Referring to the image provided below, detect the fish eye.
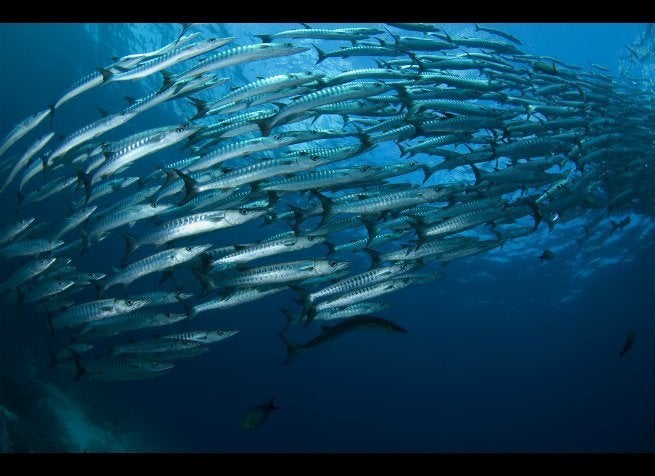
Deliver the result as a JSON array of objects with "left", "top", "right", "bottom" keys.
[
  {"left": 308, "top": 236, "right": 315, "bottom": 241},
  {"left": 361, "top": 165, "right": 371, "bottom": 172},
  {"left": 126, "top": 299, "right": 133, "bottom": 306},
  {"left": 305, "top": 71, "right": 313, "bottom": 76},
  {"left": 165, "top": 313, "right": 172, "bottom": 318},
  {"left": 186, "top": 246, "right": 192, "bottom": 251},
  {"left": 150, "top": 202, "right": 157, "bottom": 208},
  {"left": 329, "top": 260, "right": 337, "bottom": 267},
  {"left": 239, "top": 209, "right": 249, "bottom": 215},
  {"left": 120, "top": 111, "right": 127, "bottom": 116},
  {"left": 209, "top": 38, "right": 216, "bottom": 43}
]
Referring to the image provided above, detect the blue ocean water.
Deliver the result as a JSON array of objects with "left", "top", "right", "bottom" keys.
[{"left": 0, "top": 23, "right": 653, "bottom": 453}]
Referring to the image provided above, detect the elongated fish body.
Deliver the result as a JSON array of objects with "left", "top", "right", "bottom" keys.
[
  {"left": 262, "top": 82, "right": 392, "bottom": 135},
  {"left": 0, "top": 108, "right": 52, "bottom": 159},
  {"left": 100, "top": 244, "right": 211, "bottom": 294},
  {"left": 76, "top": 176, "right": 139, "bottom": 207},
  {"left": 130, "top": 291, "right": 193, "bottom": 308},
  {"left": 52, "top": 297, "right": 151, "bottom": 330},
  {"left": 77, "top": 311, "right": 185, "bottom": 340},
  {"left": 178, "top": 43, "right": 309, "bottom": 81},
  {"left": 159, "top": 329, "right": 239, "bottom": 345},
  {"left": 1, "top": 132, "right": 55, "bottom": 193},
  {"left": 190, "top": 286, "right": 288, "bottom": 319},
  {"left": 112, "top": 337, "right": 205, "bottom": 357},
  {"left": 74, "top": 357, "right": 173, "bottom": 381},
  {"left": 0, "top": 256, "right": 57, "bottom": 293},
  {"left": 257, "top": 27, "right": 368, "bottom": 43},
  {"left": 323, "top": 68, "right": 419, "bottom": 87},
  {"left": 312, "top": 275, "right": 428, "bottom": 314},
  {"left": 90, "top": 124, "right": 199, "bottom": 183},
  {"left": 260, "top": 166, "right": 377, "bottom": 192},
  {"left": 212, "top": 235, "right": 324, "bottom": 267},
  {"left": 106, "top": 37, "right": 235, "bottom": 82},
  {"left": 128, "top": 209, "right": 264, "bottom": 255},
  {"left": 307, "top": 264, "right": 410, "bottom": 304},
  {"left": 280, "top": 315, "right": 407, "bottom": 364},
  {"left": 111, "top": 32, "right": 202, "bottom": 67},
  {"left": 47, "top": 110, "right": 139, "bottom": 166},
  {"left": 21, "top": 175, "right": 77, "bottom": 205},
  {"left": 87, "top": 202, "right": 174, "bottom": 241},
  {"left": 185, "top": 154, "right": 351, "bottom": 202},
  {"left": 54, "top": 71, "right": 108, "bottom": 110},
  {"left": 221, "top": 260, "right": 349, "bottom": 288},
  {"left": 420, "top": 207, "right": 505, "bottom": 239},
  {"left": 54, "top": 205, "right": 97, "bottom": 240},
  {"left": 327, "top": 230, "right": 408, "bottom": 254},
  {"left": 184, "top": 136, "right": 291, "bottom": 174},
  {"left": 19, "top": 156, "right": 47, "bottom": 191},
  {"left": 0, "top": 238, "right": 64, "bottom": 258},
  {"left": 319, "top": 186, "right": 447, "bottom": 221},
  {"left": 141, "top": 346, "right": 210, "bottom": 362},
  {"left": 315, "top": 45, "right": 402, "bottom": 64},
  {"left": 311, "top": 302, "right": 390, "bottom": 323},
  {"left": 0, "top": 217, "right": 35, "bottom": 246},
  {"left": 23, "top": 279, "right": 75, "bottom": 304},
  {"left": 213, "top": 72, "right": 324, "bottom": 108}
]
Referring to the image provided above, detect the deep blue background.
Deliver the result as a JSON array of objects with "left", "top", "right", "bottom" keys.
[{"left": 0, "top": 23, "right": 652, "bottom": 452}]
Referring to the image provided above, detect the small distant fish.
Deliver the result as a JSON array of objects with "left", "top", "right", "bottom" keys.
[
  {"left": 619, "top": 331, "right": 635, "bottom": 358},
  {"left": 538, "top": 250, "right": 554, "bottom": 262},
  {"left": 241, "top": 396, "right": 278, "bottom": 430}
]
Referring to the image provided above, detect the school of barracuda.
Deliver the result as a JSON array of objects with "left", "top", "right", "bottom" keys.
[{"left": 0, "top": 23, "right": 652, "bottom": 381}]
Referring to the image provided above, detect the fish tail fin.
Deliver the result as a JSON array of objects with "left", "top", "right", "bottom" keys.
[
  {"left": 121, "top": 231, "right": 137, "bottom": 261},
  {"left": 469, "top": 162, "right": 483, "bottom": 186},
  {"left": 419, "top": 164, "right": 434, "bottom": 184},
  {"left": 76, "top": 170, "right": 92, "bottom": 204},
  {"left": 310, "top": 190, "right": 334, "bottom": 225},
  {"left": 523, "top": 199, "right": 542, "bottom": 230},
  {"left": 48, "top": 103, "right": 56, "bottom": 130},
  {"left": 279, "top": 307, "right": 300, "bottom": 333},
  {"left": 192, "top": 269, "right": 215, "bottom": 296},
  {"left": 323, "top": 241, "right": 337, "bottom": 255},
  {"left": 363, "top": 248, "right": 383, "bottom": 269},
  {"left": 176, "top": 295, "right": 197, "bottom": 321},
  {"left": 289, "top": 285, "right": 312, "bottom": 313},
  {"left": 314, "top": 45, "right": 327, "bottom": 64},
  {"left": 255, "top": 34, "right": 272, "bottom": 43},
  {"left": 277, "top": 331, "right": 302, "bottom": 365},
  {"left": 174, "top": 168, "right": 199, "bottom": 206},
  {"left": 187, "top": 96, "right": 209, "bottom": 120},
  {"left": 257, "top": 119, "right": 272, "bottom": 137}
]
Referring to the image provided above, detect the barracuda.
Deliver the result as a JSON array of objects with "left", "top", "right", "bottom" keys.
[
  {"left": 0, "top": 108, "right": 52, "bottom": 159},
  {"left": 104, "top": 37, "right": 235, "bottom": 82},
  {"left": 260, "top": 82, "right": 393, "bottom": 136},
  {"left": 123, "top": 209, "right": 265, "bottom": 257},
  {"left": 177, "top": 43, "right": 309, "bottom": 81},
  {"left": 220, "top": 259, "right": 349, "bottom": 288},
  {"left": 0, "top": 132, "right": 55, "bottom": 193},
  {"left": 99, "top": 244, "right": 211, "bottom": 295},
  {"left": 52, "top": 297, "right": 152, "bottom": 330}
]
